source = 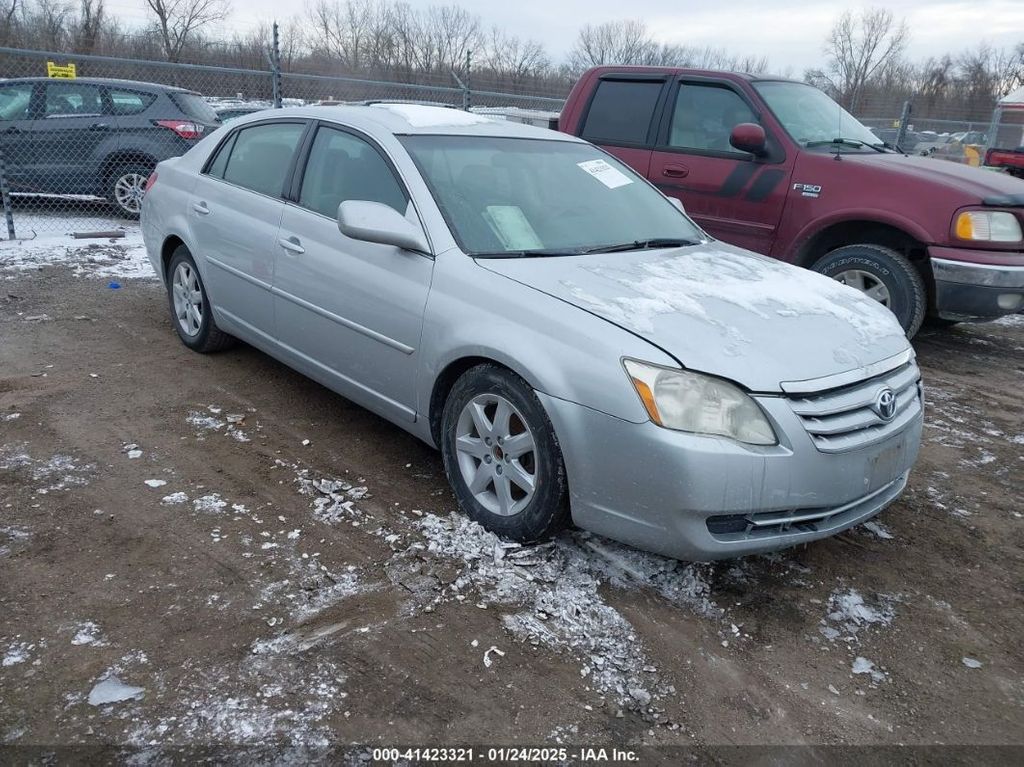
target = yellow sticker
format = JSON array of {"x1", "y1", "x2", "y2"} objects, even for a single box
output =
[{"x1": 46, "y1": 61, "x2": 77, "y2": 79}]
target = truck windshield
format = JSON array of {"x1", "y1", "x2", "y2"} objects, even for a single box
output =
[
  {"x1": 400, "y1": 135, "x2": 704, "y2": 257},
  {"x1": 752, "y1": 81, "x2": 884, "y2": 150}
]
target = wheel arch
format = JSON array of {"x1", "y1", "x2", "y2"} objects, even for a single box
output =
[
  {"x1": 160, "y1": 234, "x2": 188, "y2": 279},
  {"x1": 792, "y1": 218, "x2": 930, "y2": 270}
]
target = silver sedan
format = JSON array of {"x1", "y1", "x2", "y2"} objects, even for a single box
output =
[{"x1": 141, "y1": 104, "x2": 923, "y2": 560}]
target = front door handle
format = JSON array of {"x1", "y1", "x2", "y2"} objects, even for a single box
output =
[
  {"x1": 89, "y1": 122, "x2": 111, "y2": 131},
  {"x1": 278, "y1": 236, "x2": 305, "y2": 255},
  {"x1": 191, "y1": 201, "x2": 210, "y2": 215},
  {"x1": 662, "y1": 164, "x2": 689, "y2": 178}
]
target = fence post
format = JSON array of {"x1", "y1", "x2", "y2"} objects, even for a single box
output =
[
  {"x1": 270, "y1": 21, "x2": 282, "y2": 108},
  {"x1": 984, "y1": 105, "x2": 1002, "y2": 156},
  {"x1": 895, "y1": 99, "x2": 912, "y2": 151},
  {"x1": 0, "y1": 151, "x2": 15, "y2": 241},
  {"x1": 464, "y1": 49, "x2": 471, "y2": 111}
]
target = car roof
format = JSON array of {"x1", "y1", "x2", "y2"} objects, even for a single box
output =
[
  {"x1": 585, "y1": 65, "x2": 805, "y2": 85},
  {"x1": 6, "y1": 77, "x2": 195, "y2": 94},
  {"x1": 227, "y1": 103, "x2": 580, "y2": 141}
]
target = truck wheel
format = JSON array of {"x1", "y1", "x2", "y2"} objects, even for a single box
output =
[
  {"x1": 812, "y1": 244, "x2": 926, "y2": 337},
  {"x1": 440, "y1": 364, "x2": 570, "y2": 543},
  {"x1": 108, "y1": 161, "x2": 154, "y2": 219}
]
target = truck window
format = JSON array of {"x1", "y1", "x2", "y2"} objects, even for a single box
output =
[
  {"x1": 669, "y1": 84, "x2": 756, "y2": 153},
  {"x1": 580, "y1": 79, "x2": 662, "y2": 145}
]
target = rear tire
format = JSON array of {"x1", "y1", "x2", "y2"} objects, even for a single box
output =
[
  {"x1": 107, "y1": 161, "x2": 153, "y2": 219},
  {"x1": 812, "y1": 244, "x2": 926, "y2": 337},
  {"x1": 440, "y1": 364, "x2": 570, "y2": 543},
  {"x1": 166, "y1": 246, "x2": 235, "y2": 353}
]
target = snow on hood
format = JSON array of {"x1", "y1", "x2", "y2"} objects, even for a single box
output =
[{"x1": 479, "y1": 243, "x2": 910, "y2": 392}]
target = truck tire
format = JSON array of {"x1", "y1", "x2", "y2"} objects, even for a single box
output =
[
  {"x1": 812, "y1": 244, "x2": 926, "y2": 337},
  {"x1": 440, "y1": 364, "x2": 570, "y2": 543}
]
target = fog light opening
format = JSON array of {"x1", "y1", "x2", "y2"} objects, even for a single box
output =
[{"x1": 997, "y1": 293, "x2": 1024, "y2": 311}]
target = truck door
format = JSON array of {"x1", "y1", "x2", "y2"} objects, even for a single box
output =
[
  {"x1": 649, "y1": 79, "x2": 793, "y2": 255},
  {"x1": 577, "y1": 75, "x2": 668, "y2": 179}
]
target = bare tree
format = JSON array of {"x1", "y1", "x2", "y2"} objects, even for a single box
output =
[
  {"x1": 72, "y1": 0, "x2": 104, "y2": 53},
  {"x1": 142, "y1": 0, "x2": 231, "y2": 62},
  {"x1": 567, "y1": 19, "x2": 654, "y2": 73},
  {"x1": 810, "y1": 7, "x2": 909, "y2": 111},
  {"x1": 484, "y1": 26, "x2": 549, "y2": 87}
]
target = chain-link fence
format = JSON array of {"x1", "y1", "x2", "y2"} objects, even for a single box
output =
[{"x1": 0, "y1": 44, "x2": 563, "y2": 240}]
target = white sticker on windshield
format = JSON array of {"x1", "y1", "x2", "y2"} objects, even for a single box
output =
[
  {"x1": 483, "y1": 206, "x2": 544, "y2": 250},
  {"x1": 577, "y1": 159, "x2": 633, "y2": 189}
]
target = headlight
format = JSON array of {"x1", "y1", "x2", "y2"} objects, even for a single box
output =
[
  {"x1": 954, "y1": 211, "x2": 1022, "y2": 243},
  {"x1": 623, "y1": 359, "x2": 777, "y2": 445}
]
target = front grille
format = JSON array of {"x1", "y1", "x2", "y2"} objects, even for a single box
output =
[
  {"x1": 706, "y1": 472, "x2": 908, "y2": 541},
  {"x1": 787, "y1": 362, "x2": 922, "y2": 453}
]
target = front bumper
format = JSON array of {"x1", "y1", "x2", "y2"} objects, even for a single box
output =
[
  {"x1": 930, "y1": 250, "x2": 1024, "y2": 320},
  {"x1": 538, "y1": 388, "x2": 923, "y2": 562}
]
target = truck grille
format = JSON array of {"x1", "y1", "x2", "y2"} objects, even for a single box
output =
[{"x1": 787, "y1": 362, "x2": 922, "y2": 453}]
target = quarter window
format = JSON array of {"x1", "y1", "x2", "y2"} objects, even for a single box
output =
[
  {"x1": 580, "y1": 79, "x2": 663, "y2": 145},
  {"x1": 43, "y1": 83, "x2": 104, "y2": 118},
  {"x1": 221, "y1": 122, "x2": 305, "y2": 198},
  {"x1": 0, "y1": 83, "x2": 33, "y2": 120},
  {"x1": 109, "y1": 89, "x2": 157, "y2": 116},
  {"x1": 669, "y1": 84, "x2": 756, "y2": 153},
  {"x1": 298, "y1": 126, "x2": 408, "y2": 218}
]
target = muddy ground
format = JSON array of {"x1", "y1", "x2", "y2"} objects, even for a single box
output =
[{"x1": 1, "y1": 239, "x2": 1022, "y2": 757}]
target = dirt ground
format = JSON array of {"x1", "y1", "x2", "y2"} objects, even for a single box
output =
[{"x1": 1, "y1": 238, "x2": 1022, "y2": 757}]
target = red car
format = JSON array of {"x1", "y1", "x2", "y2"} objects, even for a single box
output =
[{"x1": 559, "y1": 67, "x2": 1024, "y2": 336}]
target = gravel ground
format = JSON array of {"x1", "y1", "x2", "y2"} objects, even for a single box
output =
[{"x1": 1, "y1": 233, "x2": 1022, "y2": 754}]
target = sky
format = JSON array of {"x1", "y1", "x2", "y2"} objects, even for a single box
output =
[{"x1": 102, "y1": 0, "x2": 1024, "y2": 75}]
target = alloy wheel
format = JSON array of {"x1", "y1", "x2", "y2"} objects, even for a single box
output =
[
  {"x1": 114, "y1": 172, "x2": 147, "y2": 214},
  {"x1": 834, "y1": 268, "x2": 892, "y2": 306},
  {"x1": 172, "y1": 262, "x2": 204, "y2": 337}
]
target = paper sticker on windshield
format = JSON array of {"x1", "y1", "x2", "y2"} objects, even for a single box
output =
[
  {"x1": 483, "y1": 206, "x2": 544, "y2": 250},
  {"x1": 577, "y1": 159, "x2": 633, "y2": 189}
]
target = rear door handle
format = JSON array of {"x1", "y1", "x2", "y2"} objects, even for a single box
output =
[
  {"x1": 191, "y1": 201, "x2": 210, "y2": 215},
  {"x1": 662, "y1": 164, "x2": 689, "y2": 178},
  {"x1": 278, "y1": 236, "x2": 304, "y2": 255},
  {"x1": 89, "y1": 123, "x2": 111, "y2": 131}
]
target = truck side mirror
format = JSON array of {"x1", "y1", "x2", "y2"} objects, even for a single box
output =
[{"x1": 730, "y1": 123, "x2": 767, "y2": 156}]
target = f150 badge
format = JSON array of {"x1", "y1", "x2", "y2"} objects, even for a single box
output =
[{"x1": 793, "y1": 183, "x2": 822, "y2": 198}]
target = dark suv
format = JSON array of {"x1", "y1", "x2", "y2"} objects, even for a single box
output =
[{"x1": 0, "y1": 77, "x2": 220, "y2": 218}]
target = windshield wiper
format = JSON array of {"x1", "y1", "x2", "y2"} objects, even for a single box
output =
[
  {"x1": 472, "y1": 248, "x2": 583, "y2": 259},
  {"x1": 581, "y1": 237, "x2": 703, "y2": 254},
  {"x1": 805, "y1": 138, "x2": 888, "y2": 153}
]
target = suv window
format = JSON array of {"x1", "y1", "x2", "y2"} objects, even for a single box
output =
[
  {"x1": 110, "y1": 89, "x2": 157, "y2": 116},
  {"x1": 669, "y1": 84, "x2": 756, "y2": 153},
  {"x1": 0, "y1": 83, "x2": 33, "y2": 120},
  {"x1": 169, "y1": 92, "x2": 218, "y2": 124},
  {"x1": 43, "y1": 82, "x2": 104, "y2": 118},
  {"x1": 299, "y1": 126, "x2": 408, "y2": 218},
  {"x1": 221, "y1": 122, "x2": 305, "y2": 198},
  {"x1": 580, "y1": 79, "x2": 662, "y2": 145}
]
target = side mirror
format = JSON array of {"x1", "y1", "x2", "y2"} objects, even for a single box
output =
[
  {"x1": 338, "y1": 200, "x2": 429, "y2": 253},
  {"x1": 730, "y1": 123, "x2": 767, "y2": 156}
]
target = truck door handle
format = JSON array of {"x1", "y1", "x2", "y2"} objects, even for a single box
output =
[
  {"x1": 278, "y1": 236, "x2": 304, "y2": 255},
  {"x1": 662, "y1": 164, "x2": 689, "y2": 178},
  {"x1": 191, "y1": 201, "x2": 210, "y2": 215}
]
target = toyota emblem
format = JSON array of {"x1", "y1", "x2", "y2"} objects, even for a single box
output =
[{"x1": 874, "y1": 387, "x2": 897, "y2": 421}]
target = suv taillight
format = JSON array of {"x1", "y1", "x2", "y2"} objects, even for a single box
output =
[
  {"x1": 145, "y1": 172, "x2": 158, "y2": 192},
  {"x1": 154, "y1": 119, "x2": 204, "y2": 140}
]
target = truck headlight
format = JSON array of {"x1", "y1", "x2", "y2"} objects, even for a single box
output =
[
  {"x1": 623, "y1": 359, "x2": 777, "y2": 445},
  {"x1": 954, "y1": 211, "x2": 1022, "y2": 243}
]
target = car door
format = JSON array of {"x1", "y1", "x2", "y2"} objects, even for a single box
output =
[
  {"x1": 188, "y1": 120, "x2": 308, "y2": 341},
  {"x1": 273, "y1": 123, "x2": 433, "y2": 424},
  {"x1": 649, "y1": 79, "x2": 794, "y2": 255},
  {"x1": 30, "y1": 81, "x2": 114, "y2": 195},
  {"x1": 0, "y1": 82, "x2": 40, "y2": 192}
]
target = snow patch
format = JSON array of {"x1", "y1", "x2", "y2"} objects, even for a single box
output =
[
  {"x1": 0, "y1": 226, "x2": 154, "y2": 280},
  {"x1": 820, "y1": 587, "x2": 897, "y2": 641},
  {"x1": 88, "y1": 675, "x2": 145, "y2": 706},
  {"x1": 372, "y1": 103, "x2": 493, "y2": 127},
  {"x1": 71, "y1": 621, "x2": 107, "y2": 647}
]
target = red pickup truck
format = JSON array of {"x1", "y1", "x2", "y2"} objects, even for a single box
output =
[{"x1": 559, "y1": 67, "x2": 1024, "y2": 336}]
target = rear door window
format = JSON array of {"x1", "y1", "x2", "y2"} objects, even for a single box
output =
[
  {"x1": 221, "y1": 122, "x2": 305, "y2": 198},
  {"x1": 0, "y1": 83, "x2": 33, "y2": 120},
  {"x1": 580, "y1": 79, "x2": 663, "y2": 146},
  {"x1": 298, "y1": 126, "x2": 408, "y2": 218},
  {"x1": 109, "y1": 89, "x2": 157, "y2": 116},
  {"x1": 43, "y1": 82, "x2": 105, "y2": 118}
]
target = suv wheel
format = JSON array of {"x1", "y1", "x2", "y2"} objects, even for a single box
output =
[
  {"x1": 812, "y1": 244, "x2": 926, "y2": 337},
  {"x1": 166, "y1": 246, "x2": 235, "y2": 353},
  {"x1": 440, "y1": 364, "x2": 570, "y2": 543},
  {"x1": 108, "y1": 161, "x2": 153, "y2": 219}
]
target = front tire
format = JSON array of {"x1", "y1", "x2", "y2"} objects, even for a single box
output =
[
  {"x1": 107, "y1": 161, "x2": 153, "y2": 219},
  {"x1": 440, "y1": 364, "x2": 570, "y2": 543},
  {"x1": 166, "y1": 247, "x2": 235, "y2": 353},
  {"x1": 812, "y1": 244, "x2": 926, "y2": 337}
]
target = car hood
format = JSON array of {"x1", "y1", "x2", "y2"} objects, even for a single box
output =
[
  {"x1": 477, "y1": 242, "x2": 910, "y2": 393},
  {"x1": 841, "y1": 152, "x2": 1024, "y2": 202}
]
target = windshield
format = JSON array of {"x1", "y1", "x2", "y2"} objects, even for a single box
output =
[
  {"x1": 753, "y1": 81, "x2": 882, "y2": 150},
  {"x1": 400, "y1": 135, "x2": 704, "y2": 256}
]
